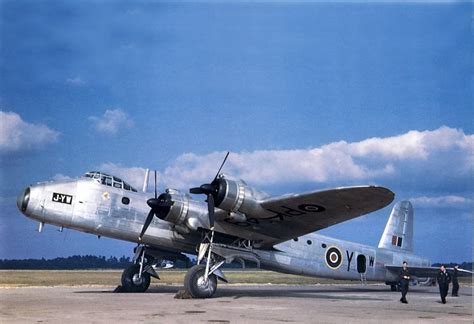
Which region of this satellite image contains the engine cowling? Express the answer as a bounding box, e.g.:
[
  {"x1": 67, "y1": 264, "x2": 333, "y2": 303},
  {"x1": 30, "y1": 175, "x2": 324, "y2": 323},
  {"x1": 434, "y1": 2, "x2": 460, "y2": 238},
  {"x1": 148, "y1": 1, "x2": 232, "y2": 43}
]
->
[
  {"x1": 156, "y1": 189, "x2": 208, "y2": 232},
  {"x1": 213, "y1": 177, "x2": 266, "y2": 217}
]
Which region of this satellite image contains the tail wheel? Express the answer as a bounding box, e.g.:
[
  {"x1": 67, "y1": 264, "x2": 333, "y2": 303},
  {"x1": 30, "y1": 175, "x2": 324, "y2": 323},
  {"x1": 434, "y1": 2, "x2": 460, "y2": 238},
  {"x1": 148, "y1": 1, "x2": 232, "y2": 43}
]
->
[
  {"x1": 121, "y1": 264, "x2": 151, "y2": 292},
  {"x1": 184, "y1": 264, "x2": 218, "y2": 298}
]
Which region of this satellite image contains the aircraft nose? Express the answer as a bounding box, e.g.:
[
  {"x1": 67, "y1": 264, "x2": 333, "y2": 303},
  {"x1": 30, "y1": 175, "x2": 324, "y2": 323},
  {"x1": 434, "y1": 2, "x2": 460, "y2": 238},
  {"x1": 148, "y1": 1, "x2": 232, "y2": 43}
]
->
[{"x1": 17, "y1": 187, "x2": 30, "y2": 213}]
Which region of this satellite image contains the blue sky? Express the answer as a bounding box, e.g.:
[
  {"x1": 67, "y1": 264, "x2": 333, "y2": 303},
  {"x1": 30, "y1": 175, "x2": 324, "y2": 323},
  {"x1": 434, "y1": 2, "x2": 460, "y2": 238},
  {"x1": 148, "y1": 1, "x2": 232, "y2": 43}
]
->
[{"x1": 0, "y1": 1, "x2": 472, "y2": 263}]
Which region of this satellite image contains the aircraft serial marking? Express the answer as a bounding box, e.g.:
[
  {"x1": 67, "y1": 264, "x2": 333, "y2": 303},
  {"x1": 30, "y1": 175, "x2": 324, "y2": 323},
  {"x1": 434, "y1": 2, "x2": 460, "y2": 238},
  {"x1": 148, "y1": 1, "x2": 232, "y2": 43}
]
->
[{"x1": 52, "y1": 192, "x2": 73, "y2": 204}]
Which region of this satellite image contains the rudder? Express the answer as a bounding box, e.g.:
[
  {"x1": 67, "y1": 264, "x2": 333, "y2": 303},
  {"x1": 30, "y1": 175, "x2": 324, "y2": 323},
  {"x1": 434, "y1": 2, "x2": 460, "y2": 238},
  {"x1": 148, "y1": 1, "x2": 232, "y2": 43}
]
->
[{"x1": 377, "y1": 201, "x2": 413, "y2": 253}]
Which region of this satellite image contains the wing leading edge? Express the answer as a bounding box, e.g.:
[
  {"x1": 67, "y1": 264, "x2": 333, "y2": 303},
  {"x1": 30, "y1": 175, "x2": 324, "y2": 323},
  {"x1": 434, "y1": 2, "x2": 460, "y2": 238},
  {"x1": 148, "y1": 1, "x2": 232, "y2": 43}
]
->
[{"x1": 216, "y1": 186, "x2": 394, "y2": 246}]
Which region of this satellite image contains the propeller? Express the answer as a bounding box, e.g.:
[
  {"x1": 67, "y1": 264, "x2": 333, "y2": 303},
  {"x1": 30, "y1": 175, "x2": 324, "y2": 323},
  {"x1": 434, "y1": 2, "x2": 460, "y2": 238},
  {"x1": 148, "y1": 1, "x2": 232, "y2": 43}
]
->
[
  {"x1": 189, "y1": 151, "x2": 229, "y2": 229},
  {"x1": 139, "y1": 171, "x2": 173, "y2": 241}
]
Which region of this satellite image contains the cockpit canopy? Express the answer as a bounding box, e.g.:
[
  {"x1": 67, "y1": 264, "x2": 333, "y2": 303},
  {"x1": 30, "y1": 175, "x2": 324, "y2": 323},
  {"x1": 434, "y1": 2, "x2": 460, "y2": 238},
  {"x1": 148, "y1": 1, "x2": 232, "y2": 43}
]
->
[{"x1": 83, "y1": 171, "x2": 138, "y2": 192}]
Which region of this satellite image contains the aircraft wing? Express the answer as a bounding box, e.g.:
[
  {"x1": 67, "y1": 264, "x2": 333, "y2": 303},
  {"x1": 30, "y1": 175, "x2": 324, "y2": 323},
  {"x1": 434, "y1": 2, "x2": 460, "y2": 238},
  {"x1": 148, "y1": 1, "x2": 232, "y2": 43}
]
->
[
  {"x1": 385, "y1": 265, "x2": 474, "y2": 278},
  {"x1": 216, "y1": 186, "x2": 394, "y2": 246}
]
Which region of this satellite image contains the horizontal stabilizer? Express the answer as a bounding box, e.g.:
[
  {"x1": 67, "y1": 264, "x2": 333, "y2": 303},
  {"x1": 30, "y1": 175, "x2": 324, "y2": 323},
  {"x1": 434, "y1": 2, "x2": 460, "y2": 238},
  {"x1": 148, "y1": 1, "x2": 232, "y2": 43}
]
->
[{"x1": 385, "y1": 265, "x2": 473, "y2": 278}]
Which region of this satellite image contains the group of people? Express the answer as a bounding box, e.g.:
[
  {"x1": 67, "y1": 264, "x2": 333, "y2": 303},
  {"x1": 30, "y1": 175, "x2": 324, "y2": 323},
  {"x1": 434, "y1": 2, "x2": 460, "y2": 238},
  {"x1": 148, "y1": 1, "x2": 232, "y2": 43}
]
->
[{"x1": 398, "y1": 261, "x2": 460, "y2": 304}]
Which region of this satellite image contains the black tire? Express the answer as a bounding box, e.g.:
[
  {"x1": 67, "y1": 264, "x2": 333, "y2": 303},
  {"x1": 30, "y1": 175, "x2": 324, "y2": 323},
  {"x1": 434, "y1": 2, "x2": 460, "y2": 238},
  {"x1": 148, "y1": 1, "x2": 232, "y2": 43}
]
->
[
  {"x1": 390, "y1": 284, "x2": 397, "y2": 292},
  {"x1": 121, "y1": 264, "x2": 151, "y2": 292},
  {"x1": 184, "y1": 264, "x2": 218, "y2": 298}
]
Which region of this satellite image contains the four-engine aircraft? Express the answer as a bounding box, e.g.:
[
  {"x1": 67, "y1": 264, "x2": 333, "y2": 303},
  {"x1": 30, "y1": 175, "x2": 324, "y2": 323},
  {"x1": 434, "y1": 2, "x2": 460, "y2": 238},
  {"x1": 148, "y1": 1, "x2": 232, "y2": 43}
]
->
[{"x1": 16, "y1": 154, "x2": 471, "y2": 298}]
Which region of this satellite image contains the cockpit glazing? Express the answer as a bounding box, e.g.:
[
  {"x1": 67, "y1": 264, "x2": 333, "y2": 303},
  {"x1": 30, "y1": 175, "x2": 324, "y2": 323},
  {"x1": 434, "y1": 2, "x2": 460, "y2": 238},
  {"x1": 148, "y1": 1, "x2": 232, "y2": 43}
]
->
[{"x1": 83, "y1": 171, "x2": 138, "y2": 192}]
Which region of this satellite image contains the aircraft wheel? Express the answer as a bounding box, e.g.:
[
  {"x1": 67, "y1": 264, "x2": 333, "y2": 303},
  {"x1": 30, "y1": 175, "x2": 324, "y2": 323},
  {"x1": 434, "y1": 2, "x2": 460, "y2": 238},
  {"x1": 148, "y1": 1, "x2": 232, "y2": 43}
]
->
[
  {"x1": 184, "y1": 264, "x2": 217, "y2": 298},
  {"x1": 390, "y1": 284, "x2": 397, "y2": 292},
  {"x1": 121, "y1": 264, "x2": 150, "y2": 292}
]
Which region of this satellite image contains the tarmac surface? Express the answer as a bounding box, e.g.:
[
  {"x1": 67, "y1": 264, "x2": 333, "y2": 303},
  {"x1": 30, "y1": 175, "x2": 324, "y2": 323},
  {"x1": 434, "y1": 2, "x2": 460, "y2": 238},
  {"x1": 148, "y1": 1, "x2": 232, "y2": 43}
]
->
[{"x1": 1, "y1": 284, "x2": 472, "y2": 323}]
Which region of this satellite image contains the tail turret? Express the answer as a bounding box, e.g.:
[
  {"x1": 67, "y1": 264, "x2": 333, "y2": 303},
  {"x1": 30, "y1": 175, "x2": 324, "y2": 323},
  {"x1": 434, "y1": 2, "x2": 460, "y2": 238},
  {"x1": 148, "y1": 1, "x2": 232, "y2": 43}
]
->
[{"x1": 378, "y1": 201, "x2": 413, "y2": 253}]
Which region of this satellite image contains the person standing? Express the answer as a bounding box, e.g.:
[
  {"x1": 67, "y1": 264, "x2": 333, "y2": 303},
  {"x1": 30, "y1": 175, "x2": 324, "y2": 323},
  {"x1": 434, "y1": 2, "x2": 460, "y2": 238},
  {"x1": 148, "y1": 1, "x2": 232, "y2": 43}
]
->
[
  {"x1": 399, "y1": 261, "x2": 410, "y2": 304},
  {"x1": 437, "y1": 265, "x2": 451, "y2": 304},
  {"x1": 451, "y1": 264, "x2": 459, "y2": 297}
]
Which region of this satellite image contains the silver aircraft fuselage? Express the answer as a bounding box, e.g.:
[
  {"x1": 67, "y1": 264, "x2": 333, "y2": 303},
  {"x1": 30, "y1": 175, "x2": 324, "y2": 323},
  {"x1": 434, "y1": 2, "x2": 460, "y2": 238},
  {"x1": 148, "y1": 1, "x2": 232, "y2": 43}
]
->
[
  {"x1": 259, "y1": 234, "x2": 430, "y2": 282},
  {"x1": 17, "y1": 175, "x2": 430, "y2": 283},
  {"x1": 18, "y1": 177, "x2": 202, "y2": 254}
]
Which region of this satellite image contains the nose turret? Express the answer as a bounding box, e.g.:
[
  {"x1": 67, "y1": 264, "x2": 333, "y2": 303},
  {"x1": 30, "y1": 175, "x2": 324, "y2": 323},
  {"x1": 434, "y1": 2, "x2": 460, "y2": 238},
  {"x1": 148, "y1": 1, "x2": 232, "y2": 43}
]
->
[{"x1": 17, "y1": 187, "x2": 30, "y2": 214}]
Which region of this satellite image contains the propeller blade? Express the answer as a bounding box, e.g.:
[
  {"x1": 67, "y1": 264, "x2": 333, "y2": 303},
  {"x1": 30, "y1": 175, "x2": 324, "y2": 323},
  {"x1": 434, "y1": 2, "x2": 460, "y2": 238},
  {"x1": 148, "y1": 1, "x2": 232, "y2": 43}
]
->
[
  {"x1": 207, "y1": 194, "x2": 215, "y2": 229},
  {"x1": 139, "y1": 210, "x2": 155, "y2": 241},
  {"x1": 154, "y1": 170, "x2": 157, "y2": 199},
  {"x1": 213, "y1": 151, "x2": 230, "y2": 181},
  {"x1": 190, "y1": 187, "x2": 204, "y2": 194}
]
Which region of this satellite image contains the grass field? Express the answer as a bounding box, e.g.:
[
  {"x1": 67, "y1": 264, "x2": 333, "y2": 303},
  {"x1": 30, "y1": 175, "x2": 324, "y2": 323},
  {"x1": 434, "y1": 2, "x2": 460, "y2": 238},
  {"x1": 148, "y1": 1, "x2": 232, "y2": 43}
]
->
[
  {"x1": 0, "y1": 269, "x2": 361, "y2": 287},
  {"x1": 1, "y1": 269, "x2": 471, "y2": 288}
]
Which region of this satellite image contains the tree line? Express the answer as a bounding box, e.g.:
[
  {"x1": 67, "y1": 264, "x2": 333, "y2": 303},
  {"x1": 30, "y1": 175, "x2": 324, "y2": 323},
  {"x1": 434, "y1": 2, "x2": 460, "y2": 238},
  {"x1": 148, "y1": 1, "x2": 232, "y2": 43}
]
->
[
  {"x1": 0, "y1": 256, "x2": 471, "y2": 270},
  {"x1": 0, "y1": 255, "x2": 192, "y2": 270}
]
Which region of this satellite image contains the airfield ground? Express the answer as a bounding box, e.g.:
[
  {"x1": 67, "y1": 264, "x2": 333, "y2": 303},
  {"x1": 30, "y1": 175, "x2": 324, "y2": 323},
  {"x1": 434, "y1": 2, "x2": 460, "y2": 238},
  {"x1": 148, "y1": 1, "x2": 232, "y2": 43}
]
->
[{"x1": 0, "y1": 270, "x2": 472, "y2": 323}]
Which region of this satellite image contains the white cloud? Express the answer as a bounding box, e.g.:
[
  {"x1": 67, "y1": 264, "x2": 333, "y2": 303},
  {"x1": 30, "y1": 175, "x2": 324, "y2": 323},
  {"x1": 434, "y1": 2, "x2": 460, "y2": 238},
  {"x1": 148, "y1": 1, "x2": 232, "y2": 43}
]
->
[
  {"x1": 0, "y1": 111, "x2": 60, "y2": 154},
  {"x1": 323, "y1": 126, "x2": 472, "y2": 162},
  {"x1": 96, "y1": 126, "x2": 473, "y2": 194},
  {"x1": 51, "y1": 174, "x2": 73, "y2": 181},
  {"x1": 158, "y1": 126, "x2": 473, "y2": 189},
  {"x1": 88, "y1": 109, "x2": 134, "y2": 135},
  {"x1": 66, "y1": 77, "x2": 85, "y2": 86},
  {"x1": 409, "y1": 195, "x2": 473, "y2": 208}
]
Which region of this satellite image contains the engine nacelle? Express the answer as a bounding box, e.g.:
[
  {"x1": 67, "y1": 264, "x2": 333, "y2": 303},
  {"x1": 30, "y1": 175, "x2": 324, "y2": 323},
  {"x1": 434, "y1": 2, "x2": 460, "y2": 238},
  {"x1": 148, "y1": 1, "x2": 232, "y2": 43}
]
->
[
  {"x1": 214, "y1": 178, "x2": 266, "y2": 216},
  {"x1": 159, "y1": 189, "x2": 208, "y2": 233}
]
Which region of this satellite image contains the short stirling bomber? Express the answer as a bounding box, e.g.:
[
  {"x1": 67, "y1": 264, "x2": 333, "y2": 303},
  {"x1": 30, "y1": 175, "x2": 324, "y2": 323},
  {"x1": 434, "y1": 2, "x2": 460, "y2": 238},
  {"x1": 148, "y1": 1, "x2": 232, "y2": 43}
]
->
[{"x1": 16, "y1": 154, "x2": 471, "y2": 297}]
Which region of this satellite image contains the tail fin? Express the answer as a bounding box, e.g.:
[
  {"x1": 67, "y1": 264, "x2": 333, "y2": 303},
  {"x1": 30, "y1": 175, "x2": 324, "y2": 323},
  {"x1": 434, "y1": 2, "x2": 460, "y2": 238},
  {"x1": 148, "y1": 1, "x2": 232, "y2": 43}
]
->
[{"x1": 377, "y1": 201, "x2": 413, "y2": 253}]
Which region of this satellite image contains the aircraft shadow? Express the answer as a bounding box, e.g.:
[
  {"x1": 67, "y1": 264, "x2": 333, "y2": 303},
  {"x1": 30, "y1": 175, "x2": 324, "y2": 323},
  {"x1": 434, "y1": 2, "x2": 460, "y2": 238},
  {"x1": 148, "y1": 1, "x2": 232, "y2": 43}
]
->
[
  {"x1": 216, "y1": 288, "x2": 389, "y2": 301},
  {"x1": 74, "y1": 285, "x2": 411, "y2": 301}
]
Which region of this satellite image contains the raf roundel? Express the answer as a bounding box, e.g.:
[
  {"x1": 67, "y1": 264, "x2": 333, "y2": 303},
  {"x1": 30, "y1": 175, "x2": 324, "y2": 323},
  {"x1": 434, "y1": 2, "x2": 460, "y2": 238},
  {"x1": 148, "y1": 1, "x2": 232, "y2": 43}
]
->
[{"x1": 325, "y1": 246, "x2": 343, "y2": 269}]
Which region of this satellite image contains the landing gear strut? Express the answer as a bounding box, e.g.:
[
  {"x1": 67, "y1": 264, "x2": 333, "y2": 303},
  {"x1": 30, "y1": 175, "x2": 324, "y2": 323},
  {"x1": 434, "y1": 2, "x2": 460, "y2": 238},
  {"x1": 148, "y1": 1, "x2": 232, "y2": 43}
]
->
[
  {"x1": 184, "y1": 231, "x2": 222, "y2": 298},
  {"x1": 183, "y1": 235, "x2": 260, "y2": 298},
  {"x1": 120, "y1": 245, "x2": 160, "y2": 293}
]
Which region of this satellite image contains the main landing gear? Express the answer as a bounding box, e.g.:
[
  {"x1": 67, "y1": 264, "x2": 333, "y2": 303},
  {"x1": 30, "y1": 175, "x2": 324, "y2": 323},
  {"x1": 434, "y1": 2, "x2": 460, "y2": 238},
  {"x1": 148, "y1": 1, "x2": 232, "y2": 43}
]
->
[
  {"x1": 120, "y1": 245, "x2": 160, "y2": 293},
  {"x1": 120, "y1": 239, "x2": 260, "y2": 298},
  {"x1": 183, "y1": 234, "x2": 261, "y2": 298},
  {"x1": 121, "y1": 264, "x2": 151, "y2": 292},
  {"x1": 184, "y1": 264, "x2": 218, "y2": 298},
  {"x1": 183, "y1": 231, "x2": 222, "y2": 298}
]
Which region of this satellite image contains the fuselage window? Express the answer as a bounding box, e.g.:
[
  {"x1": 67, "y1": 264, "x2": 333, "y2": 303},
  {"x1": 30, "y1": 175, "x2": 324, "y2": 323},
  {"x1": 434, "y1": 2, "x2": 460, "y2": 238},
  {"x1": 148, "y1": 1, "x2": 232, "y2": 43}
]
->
[
  {"x1": 113, "y1": 181, "x2": 122, "y2": 189},
  {"x1": 321, "y1": 243, "x2": 327, "y2": 248},
  {"x1": 307, "y1": 240, "x2": 312, "y2": 245},
  {"x1": 293, "y1": 238, "x2": 299, "y2": 242},
  {"x1": 122, "y1": 197, "x2": 130, "y2": 205}
]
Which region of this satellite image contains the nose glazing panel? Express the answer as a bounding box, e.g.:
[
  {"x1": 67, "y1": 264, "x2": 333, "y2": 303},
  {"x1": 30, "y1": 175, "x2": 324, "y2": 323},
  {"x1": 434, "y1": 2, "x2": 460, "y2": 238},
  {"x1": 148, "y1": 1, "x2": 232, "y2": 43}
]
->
[{"x1": 16, "y1": 187, "x2": 30, "y2": 212}]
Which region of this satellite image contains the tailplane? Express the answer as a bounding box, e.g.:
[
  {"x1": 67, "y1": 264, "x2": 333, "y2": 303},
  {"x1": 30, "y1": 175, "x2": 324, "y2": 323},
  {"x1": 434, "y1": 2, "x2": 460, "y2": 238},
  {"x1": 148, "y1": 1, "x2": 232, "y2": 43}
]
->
[{"x1": 378, "y1": 201, "x2": 413, "y2": 253}]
